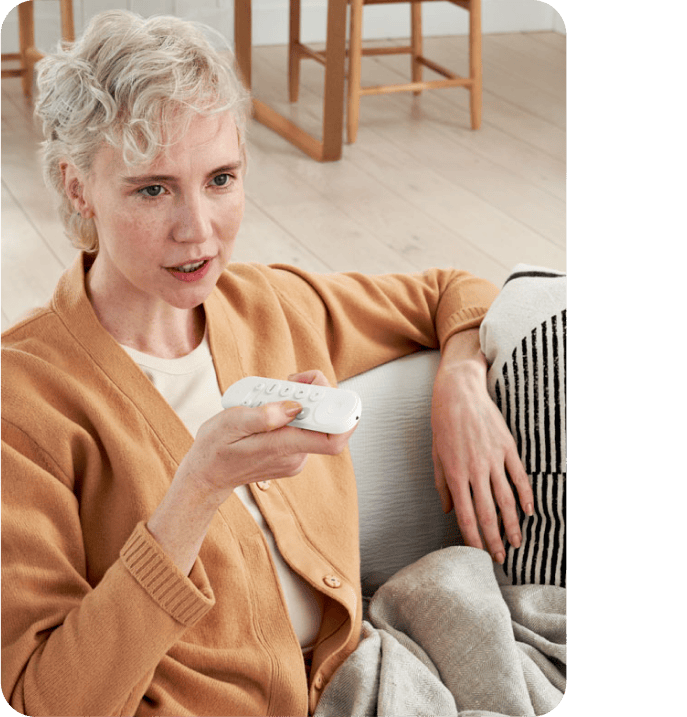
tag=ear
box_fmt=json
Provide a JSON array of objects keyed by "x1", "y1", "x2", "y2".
[{"x1": 60, "y1": 161, "x2": 95, "y2": 219}]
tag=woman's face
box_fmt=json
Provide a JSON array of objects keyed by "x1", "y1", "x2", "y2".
[{"x1": 75, "y1": 110, "x2": 245, "y2": 314}]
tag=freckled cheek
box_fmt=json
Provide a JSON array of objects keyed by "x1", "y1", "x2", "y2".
[
  {"x1": 103, "y1": 212, "x2": 167, "y2": 262},
  {"x1": 221, "y1": 196, "x2": 245, "y2": 241}
]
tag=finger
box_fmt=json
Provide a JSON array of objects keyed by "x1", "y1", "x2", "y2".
[
  {"x1": 225, "y1": 401, "x2": 303, "y2": 438},
  {"x1": 432, "y1": 439, "x2": 453, "y2": 514},
  {"x1": 450, "y1": 478, "x2": 484, "y2": 550},
  {"x1": 491, "y1": 467, "x2": 522, "y2": 549},
  {"x1": 272, "y1": 423, "x2": 355, "y2": 457},
  {"x1": 471, "y1": 476, "x2": 506, "y2": 562},
  {"x1": 287, "y1": 369, "x2": 331, "y2": 387},
  {"x1": 505, "y1": 446, "x2": 534, "y2": 517}
]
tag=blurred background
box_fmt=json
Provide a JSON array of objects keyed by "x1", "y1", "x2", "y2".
[{"x1": 1, "y1": 0, "x2": 565, "y2": 330}]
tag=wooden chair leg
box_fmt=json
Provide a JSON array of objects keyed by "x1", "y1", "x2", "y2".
[
  {"x1": 288, "y1": 0, "x2": 301, "y2": 102},
  {"x1": 347, "y1": 0, "x2": 363, "y2": 144},
  {"x1": 17, "y1": 1, "x2": 35, "y2": 98},
  {"x1": 469, "y1": 0, "x2": 482, "y2": 129},
  {"x1": 411, "y1": 1, "x2": 422, "y2": 96},
  {"x1": 60, "y1": 0, "x2": 75, "y2": 42},
  {"x1": 233, "y1": 0, "x2": 252, "y2": 90}
]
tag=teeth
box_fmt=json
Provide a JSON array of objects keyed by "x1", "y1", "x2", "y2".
[{"x1": 174, "y1": 260, "x2": 205, "y2": 273}]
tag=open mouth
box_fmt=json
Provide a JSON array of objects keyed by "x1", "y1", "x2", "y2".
[
  {"x1": 172, "y1": 260, "x2": 207, "y2": 273},
  {"x1": 165, "y1": 259, "x2": 212, "y2": 282}
]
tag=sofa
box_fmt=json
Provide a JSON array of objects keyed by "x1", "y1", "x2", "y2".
[{"x1": 323, "y1": 265, "x2": 568, "y2": 716}]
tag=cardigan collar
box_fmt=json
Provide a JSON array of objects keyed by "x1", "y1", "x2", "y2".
[{"x1": 50, "y1": 253, "x2": 242, "y2": 465}]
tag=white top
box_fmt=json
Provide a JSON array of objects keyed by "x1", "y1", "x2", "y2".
[{"x1": 121, "y1": 334, "x2": 323, "y2": 651}]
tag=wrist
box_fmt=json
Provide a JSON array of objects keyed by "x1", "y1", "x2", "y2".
[
  {"x1": 440, "y1": 330, "x2": 486, "y2": 378},
  {"x1": 147, "y1": 471, "x2": 228, "y2": 576}
]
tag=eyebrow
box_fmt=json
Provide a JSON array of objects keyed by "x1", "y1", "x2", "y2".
[{"x1": 121, "y1": 162, "x2": 243, "y2": 186}]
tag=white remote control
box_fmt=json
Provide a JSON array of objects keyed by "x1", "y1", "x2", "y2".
[{"x1": 221, "y1": 377, "x2": 362, "y2": 434}]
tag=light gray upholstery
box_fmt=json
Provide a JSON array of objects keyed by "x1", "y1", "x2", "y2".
[{"x1": 340, "y1": 350, "x2": 462, "y2": 597}]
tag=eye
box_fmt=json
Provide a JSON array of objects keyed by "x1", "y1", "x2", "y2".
[
  {"x1": 211, "y1": 173, "x2": 232, "y2": 187},
  {"x1": 139, "y1": 185, "x2": 165, "y2": 198}
]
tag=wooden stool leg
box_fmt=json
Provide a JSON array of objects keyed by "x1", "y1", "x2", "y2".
[
  {"x1": 17, "y1": 1, "x2": 35, "y2": 98},
  {"x1": 469, "y1": 0, "x2": 482, "y2": 129},
  {"x1": 289, "y1": 0, "x2": 301, "y2": 102},
  {"x1": 411, "y1": 1, "x2": 422, "y2": 96},
  {"x1": 347, "y1": 0, "x2": 363, "y2": 144}
]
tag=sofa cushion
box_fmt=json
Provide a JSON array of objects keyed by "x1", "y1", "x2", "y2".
[{"x1": 341, "y1": 350, "x2": 461, "y2": 597}]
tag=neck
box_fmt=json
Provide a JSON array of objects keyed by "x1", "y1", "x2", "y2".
[{"x1": 85, "y1": 262, "x2": 206, "y2": 359}]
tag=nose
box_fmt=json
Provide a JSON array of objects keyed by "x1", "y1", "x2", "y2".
[{"x1": 172, "y1": 193, "x2": 213, "y2": 244}]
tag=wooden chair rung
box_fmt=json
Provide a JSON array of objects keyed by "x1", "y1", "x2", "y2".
[
  {"x1": 294, "y1": 42, "x2": 327, "y2": 65},
  {"x1": 288, "y1": 0, "x2": 482, "y2": 147},
  {"x1": 362, "y1": 45, "x2": 413, "y2": 56},
  {"x1": 360, "y1": 76, "x2": 471, "y2": 96},
  {"x1": 416, "y1": 55, "x2": 459, "y2": 80}
]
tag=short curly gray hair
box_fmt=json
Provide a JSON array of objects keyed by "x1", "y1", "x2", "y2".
[{"x1": 34, "y1": 10, "x2": 251, "y2": 253}]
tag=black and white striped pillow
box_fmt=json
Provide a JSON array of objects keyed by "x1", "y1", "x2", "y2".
[{"x1": 480, "y1": 266, "x2": 566, "y2": 587}]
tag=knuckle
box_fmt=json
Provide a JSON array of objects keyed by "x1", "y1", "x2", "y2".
[
  {"x1": 466, "y1": 456, "x2": 486, "y2": 476},
  {"x1": 283, "y1": 454, "x2": 307, "y2": 476},
  {"x1": 455, "y1": 510, "x2": 476, "y2": 533},
  {"x1": 478, "y1": 513, "x2": 498, "y2": 530},
  {"x1": 495, "y1": 491, "x2": 516, "y2": 512},
  {"x1": 312, "y1": 370, "x2": 330, "y2": 387},
  {"x1": 326, "y1": 434, "x2": 348, "y2": 455}
]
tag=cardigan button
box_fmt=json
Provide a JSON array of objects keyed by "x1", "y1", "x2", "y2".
[
  {"x1": 323, "y1": 574, "x2": 341, "y2": 589},
  {"x1": 256, "y1": 480, "x2": 271, "y2": 491},
  {"x1": 314, "y1": 673, "x2": 325, "y2": 690}
]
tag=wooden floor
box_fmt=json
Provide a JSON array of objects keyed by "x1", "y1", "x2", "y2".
[{"x1": 1, "y1": 32, "x2": 565, "y2": 332}]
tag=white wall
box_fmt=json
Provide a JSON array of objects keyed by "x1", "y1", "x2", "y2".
[{"x1": 1, "y1": 0, "x2": 565, "y2": 56}]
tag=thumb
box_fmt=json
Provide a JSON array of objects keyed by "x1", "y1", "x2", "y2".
[{"x1": 232, "y1": 400, "x2": 303, "y2": 437}]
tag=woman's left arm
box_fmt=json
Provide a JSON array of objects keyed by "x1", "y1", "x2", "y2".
[{"x1": 431, "y1": 328, "x2": 534, "y2": 564}]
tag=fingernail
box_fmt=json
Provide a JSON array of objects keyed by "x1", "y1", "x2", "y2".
[
  {"x1": 494, "y1": 552, "x2": 505, "y2": 565},
  {"x1": 525, "y1": 503, "x2": 534, "y2": 516},
  {"x1": 509, "y1": 534, "x2": 521, "y2": 549},
  {"x1": 282, "y1": 401, "x2": 302, "y2": 417}
]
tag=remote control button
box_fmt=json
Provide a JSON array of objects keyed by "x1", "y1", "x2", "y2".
[
  {"x1": 266, "y1": 382, "x2": 279, "y2": 394},
  {"x1": 279, "y1": 385, "x2": 293, "y2": 397},
  {"x1": 293, "y1": 407, "x2": 310, "y2": 421},
  {"x1": 309, "y1": 388, "x2": 325, "y2": 401},
  {"x1": 294, "y1": 387, "x2": 308, "y2": 399},
  {"x1": 254, "y1": 382, "x2": 266, "y2": 392}
]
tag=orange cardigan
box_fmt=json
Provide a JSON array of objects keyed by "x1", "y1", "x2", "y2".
[{"x1": 1, "y1": 254, "x2": 497, "y2": 716}]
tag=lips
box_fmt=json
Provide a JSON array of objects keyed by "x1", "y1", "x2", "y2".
[
  {"x1": 164, "y1": 258, "x2": 213, "y2": 282},
  {"x1": 173, "y1": 260, "x2": 207, "y2": 273}
]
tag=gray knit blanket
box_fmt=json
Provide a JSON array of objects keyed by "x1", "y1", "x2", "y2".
[{"x1": 314, "y1": 547, "x2": 566, "y2": 717}]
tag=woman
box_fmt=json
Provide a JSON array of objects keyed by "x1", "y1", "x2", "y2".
[{"x1": 1, "y1": 10, "x2": 532, "y2": 716}]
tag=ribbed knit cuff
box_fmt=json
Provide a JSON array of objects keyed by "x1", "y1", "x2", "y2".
[
  {"x1": 439, "y1": 306, "x2": 492, "y2": 347},
  {"x1": 120, "y1": 522, "x2": 215, "y2": 626}
]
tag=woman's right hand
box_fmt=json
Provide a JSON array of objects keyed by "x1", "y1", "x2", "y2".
[
  {"x1": 147, "y1": 390, "x2": 356, "y2": 575},
  {"x1": 177, "y1": 399, "x2": 353, "y2": 503}
]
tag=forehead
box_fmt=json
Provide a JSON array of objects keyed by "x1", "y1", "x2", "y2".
[{"x1": 94, "y1": 110, "x2": 242, "y2": 178}]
